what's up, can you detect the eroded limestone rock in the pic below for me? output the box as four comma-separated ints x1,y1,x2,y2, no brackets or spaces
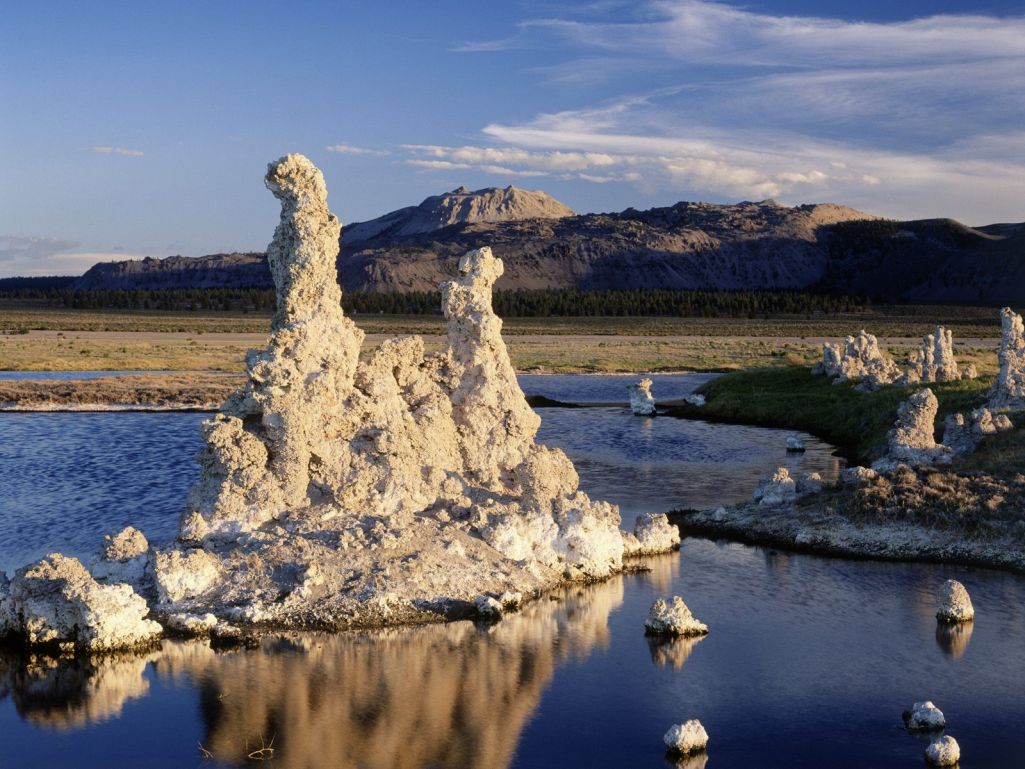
814,331,901,390
942,408,1013,456
925,735,961,767
2,554,160,651
936,579,974,623
645,596,708,637
903,700,946,731
628,378,656,416
873,389,952,471
143,154,665,630
90,526,151,593
663,719,709,756
753,467,797,506
841,466,878,485
623,514,681,556
990,307,1025,411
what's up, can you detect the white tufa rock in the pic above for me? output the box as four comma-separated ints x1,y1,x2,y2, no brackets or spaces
942,407,1013,456
936,579,974,623
645,596,708,637
872,389,952,471
785,435,806,452
90,526,151,592
753,467,797,506
684,393,706,407
901,326,974,384
925,735,961,766
814,331,901,390
903,701,946,730
663,719,709,755
628,378,657,416
990,307,1025,411
623,513,681,556
841,466,878,485
795,472,823,498
133,154,666,630
2,554,160,651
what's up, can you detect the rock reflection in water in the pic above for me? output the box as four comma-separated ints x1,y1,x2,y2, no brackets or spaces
647,635,706,670
1,577,625,769
0,649,159,730
935,621,974,659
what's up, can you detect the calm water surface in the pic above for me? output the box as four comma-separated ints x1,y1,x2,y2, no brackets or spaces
1,374,1021,768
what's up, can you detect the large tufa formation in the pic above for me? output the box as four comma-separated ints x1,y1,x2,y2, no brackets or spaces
814,330,901,390
872,389,952,471
136,154,676,632
990,307,1025,411
628,378,656,416
903,326,976,384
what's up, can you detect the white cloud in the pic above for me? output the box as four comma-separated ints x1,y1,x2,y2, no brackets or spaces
87,146,144,157
0,237,145,277
445,1,1025,222
326,143,390,156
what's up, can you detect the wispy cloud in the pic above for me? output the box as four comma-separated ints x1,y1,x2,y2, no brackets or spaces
0,236,140,277
326,143,390,156
445,0,1025,221
87,146,144,157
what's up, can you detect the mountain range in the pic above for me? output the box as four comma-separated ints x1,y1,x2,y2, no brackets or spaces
72,185,1025,304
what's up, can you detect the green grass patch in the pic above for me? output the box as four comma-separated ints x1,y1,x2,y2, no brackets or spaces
674,366,993,462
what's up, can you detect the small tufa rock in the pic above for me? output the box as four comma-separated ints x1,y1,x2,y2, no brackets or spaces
785,435,806,452
91,526,152,591
663,719,709,755
3,553,160,651
628,378,656,416
936,579,974,623
795,472,823,498
841,466,878,485
902,700,946,730
925,735,961,767
753,467,796,506
623,513,681,556
645,596,708,637
942,407,1014,456
684,393,706,407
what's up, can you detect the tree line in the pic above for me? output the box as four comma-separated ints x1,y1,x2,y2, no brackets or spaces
0,286,871,317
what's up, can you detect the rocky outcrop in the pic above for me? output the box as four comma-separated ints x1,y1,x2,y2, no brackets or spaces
0,554,160,651
644,597,708,637
814,331,901,390
903,700,946,731
623,514,681,556
925,735,961,767
872,389,952,470
753,467,797,505
902,326,976,384
942,408,1013,456
936,579,974,623
628,378,656,416
990,307,1025,411
663,719,709,756
142,154,673,631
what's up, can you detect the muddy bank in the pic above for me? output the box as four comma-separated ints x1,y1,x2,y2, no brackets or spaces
0,374,243,411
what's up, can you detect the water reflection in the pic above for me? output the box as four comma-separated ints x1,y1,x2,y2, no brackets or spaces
1,578,626,769
647,635,706,670
935,622,974,660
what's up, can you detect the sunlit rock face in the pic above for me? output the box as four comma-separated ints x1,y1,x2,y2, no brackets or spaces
628,378,656,416
150,154,670,630
1,578,625,769
814,330,901,390
902,326,976,384
990,307,1025,411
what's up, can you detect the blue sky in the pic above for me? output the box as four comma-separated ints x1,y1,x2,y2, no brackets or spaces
1,0,1023,276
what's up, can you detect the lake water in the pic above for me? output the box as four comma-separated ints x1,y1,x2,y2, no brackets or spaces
2,374,1022,768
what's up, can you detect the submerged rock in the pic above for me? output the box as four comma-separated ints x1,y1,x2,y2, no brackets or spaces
645,596,708,637
942,407,1013,456
990,307,1025,411
628,378,657,416
925,735,961,766
903,700,946,730
786,435,806,452
1,554,160,651
936,579,974,623
663,719,709,756
873,389,952,471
